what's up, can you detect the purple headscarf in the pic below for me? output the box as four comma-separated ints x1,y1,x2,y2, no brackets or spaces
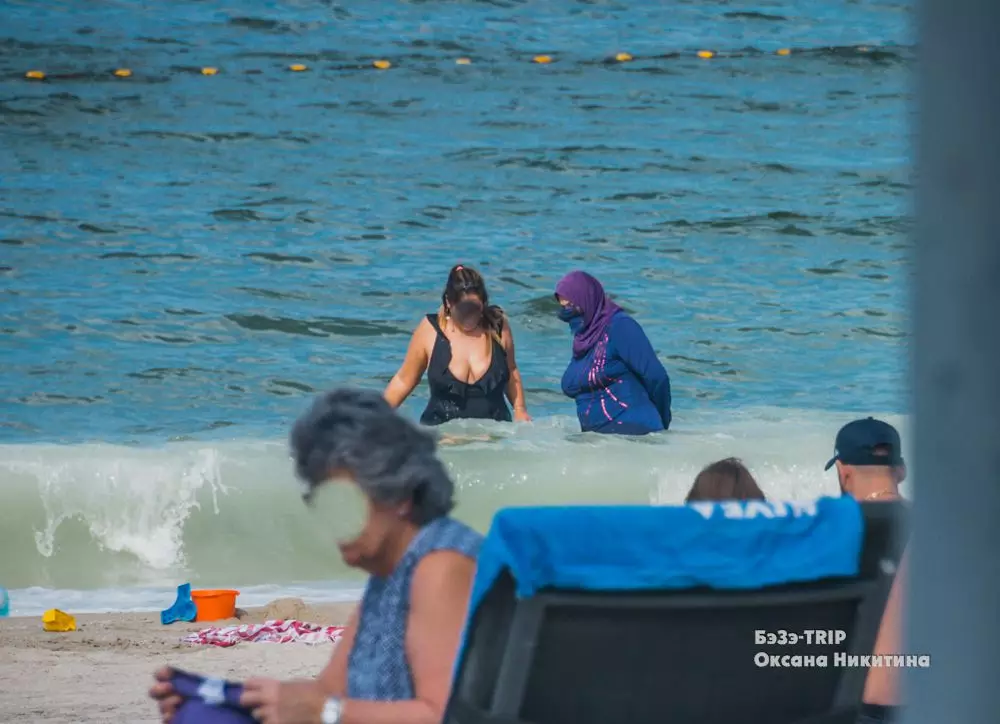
555,271,622,358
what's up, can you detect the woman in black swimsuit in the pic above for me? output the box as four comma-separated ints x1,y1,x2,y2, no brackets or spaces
384,265,531,425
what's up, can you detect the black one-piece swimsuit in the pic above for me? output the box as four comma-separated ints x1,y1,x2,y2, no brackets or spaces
419,314,511,426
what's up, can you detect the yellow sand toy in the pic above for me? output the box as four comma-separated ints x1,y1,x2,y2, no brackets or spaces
42,609,76,632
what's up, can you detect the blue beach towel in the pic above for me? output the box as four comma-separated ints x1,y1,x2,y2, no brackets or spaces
468,496,864,619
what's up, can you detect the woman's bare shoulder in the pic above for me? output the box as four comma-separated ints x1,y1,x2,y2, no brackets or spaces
413,549,476,586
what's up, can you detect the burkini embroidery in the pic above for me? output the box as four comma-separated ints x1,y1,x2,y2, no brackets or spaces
579,331,629,424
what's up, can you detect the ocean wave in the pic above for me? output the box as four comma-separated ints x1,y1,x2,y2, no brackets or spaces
0,409,909,594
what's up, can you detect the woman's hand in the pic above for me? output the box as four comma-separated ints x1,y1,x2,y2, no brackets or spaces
240,678,327,724
513,407,532,423
148,667,183,723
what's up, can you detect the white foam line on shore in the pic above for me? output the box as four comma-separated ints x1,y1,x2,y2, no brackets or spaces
4,582,366,618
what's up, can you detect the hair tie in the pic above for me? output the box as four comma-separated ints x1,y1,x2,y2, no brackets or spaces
455,265,464,271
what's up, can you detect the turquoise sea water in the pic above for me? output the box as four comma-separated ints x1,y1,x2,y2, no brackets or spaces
0,0,911,612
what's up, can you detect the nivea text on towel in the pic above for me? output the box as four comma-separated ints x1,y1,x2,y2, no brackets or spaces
689,499,818,521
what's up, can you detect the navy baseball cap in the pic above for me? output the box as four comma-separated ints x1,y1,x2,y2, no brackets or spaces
824,417,904,471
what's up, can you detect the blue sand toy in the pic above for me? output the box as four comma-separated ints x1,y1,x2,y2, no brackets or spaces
161,583,197,625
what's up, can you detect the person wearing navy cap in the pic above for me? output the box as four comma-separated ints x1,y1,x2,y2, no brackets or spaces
825,417,906,501
826,417,907,724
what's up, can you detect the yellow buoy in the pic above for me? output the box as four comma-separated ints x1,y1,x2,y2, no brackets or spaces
25,70,46,80
776,48,791,56
201,67,219,76
455,57,472,65
372,59,391,70
697,50,715,59
615,52,633,62
113,68,132,78
289,63,308,72
533,55,553,64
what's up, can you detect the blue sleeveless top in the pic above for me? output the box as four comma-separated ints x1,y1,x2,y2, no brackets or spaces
346,516,483,701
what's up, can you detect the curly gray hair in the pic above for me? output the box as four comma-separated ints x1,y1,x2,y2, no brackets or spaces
290,388,455,525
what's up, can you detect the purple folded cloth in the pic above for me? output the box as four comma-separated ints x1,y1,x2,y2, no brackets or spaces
171,669,256,724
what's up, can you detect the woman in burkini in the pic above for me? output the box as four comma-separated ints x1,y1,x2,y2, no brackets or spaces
150,388,482,723
384,264,530,424
555,270,672,435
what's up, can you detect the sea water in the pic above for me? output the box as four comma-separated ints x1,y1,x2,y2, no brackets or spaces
0,0,911,615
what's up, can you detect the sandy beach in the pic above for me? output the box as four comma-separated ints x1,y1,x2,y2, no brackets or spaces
0,600,357,723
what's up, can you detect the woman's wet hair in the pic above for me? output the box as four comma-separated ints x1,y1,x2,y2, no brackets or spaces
290,387,455,525
440,264,504,338
685,458,766,502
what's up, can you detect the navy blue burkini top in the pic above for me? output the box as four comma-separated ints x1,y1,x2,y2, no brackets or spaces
561,311,672,435
419,313,511,426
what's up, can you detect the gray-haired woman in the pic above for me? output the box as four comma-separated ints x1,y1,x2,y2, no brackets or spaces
150,388,482,724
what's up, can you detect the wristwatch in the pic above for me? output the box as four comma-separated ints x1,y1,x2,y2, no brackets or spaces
320,697,343,724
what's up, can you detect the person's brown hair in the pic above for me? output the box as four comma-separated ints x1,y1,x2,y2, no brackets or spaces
438,264,504,342
685,458,766,502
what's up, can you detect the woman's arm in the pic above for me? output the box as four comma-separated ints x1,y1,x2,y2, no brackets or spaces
383,319,433,408
337,550,476,724
613,316,672,429
501,318,531,421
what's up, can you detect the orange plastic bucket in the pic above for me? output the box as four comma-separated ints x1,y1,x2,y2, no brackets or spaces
191,589,239,622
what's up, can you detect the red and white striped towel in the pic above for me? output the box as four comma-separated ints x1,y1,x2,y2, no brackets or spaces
181,620,345,648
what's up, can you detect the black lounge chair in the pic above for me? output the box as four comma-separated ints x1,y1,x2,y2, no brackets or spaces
445,500,907,724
